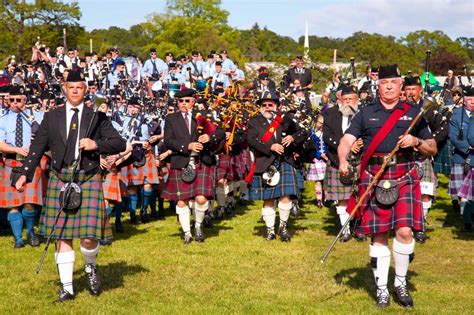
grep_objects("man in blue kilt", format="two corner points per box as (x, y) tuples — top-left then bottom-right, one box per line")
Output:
(449, 86), (474, 232)
(0, 85), (43, 248)
(339, 65), (437, 308)
(247, 91), (309, 241)
(15, 70), (126, 302)
(161, 89), (225, 244)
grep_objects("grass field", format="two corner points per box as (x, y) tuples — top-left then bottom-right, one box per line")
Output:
(0, 176), (473, 314)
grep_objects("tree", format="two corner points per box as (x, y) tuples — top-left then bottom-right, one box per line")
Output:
(0, 0), (81, 62)
(431, 50), (466, 74)
(165, 0), (229, 25)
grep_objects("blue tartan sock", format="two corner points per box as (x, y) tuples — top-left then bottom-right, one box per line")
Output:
(21, 208), (36, 236)
(7, 211), (24, 244)
(141, 189), (153, 215)
(129, 194), (138, 217)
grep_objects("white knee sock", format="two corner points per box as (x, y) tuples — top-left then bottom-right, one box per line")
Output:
(176, 205), (191, 234)
(80, 244), (100, 266)
(422, 201), (432, 219)
(336, 206), (350, 233)
(278, 201), (292, 223)
(216, 186), (226, 207)
(370, 245), (391, 292)
(392, 238), (415, 287)
(194, 202), (209, 229)
(55, 251), (75, 295)
(262, 207), (276, 230)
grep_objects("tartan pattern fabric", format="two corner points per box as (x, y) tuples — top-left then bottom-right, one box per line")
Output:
(102, 168), (122, 202)
(306, 158), (326, 181)
(0, 159), (43, 208)
(231, 153), (245, 181)
(241, 148), (253, 172)
(216, 154), (233, 181)
(249, 162), (299, 200)
(433, 142), (452, 175)
(38, 169), (111, 240)
(295, 167), (305, 192)
(417, 159), (437, 196)
(161, 163), (216, 201)
(458, 168), (474, 200)
(355, 162), (424, 235)
(323, 164), (353, 201)
(449, 163), (465, 198)
(120, 151), (160, 186)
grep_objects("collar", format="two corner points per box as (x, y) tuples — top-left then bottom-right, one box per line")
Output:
(66, 102), (84, 113)
(373, 100), (405, 112)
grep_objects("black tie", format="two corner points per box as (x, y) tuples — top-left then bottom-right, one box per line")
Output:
(64, 108), (79, 166)
(15, 113), (23, 147)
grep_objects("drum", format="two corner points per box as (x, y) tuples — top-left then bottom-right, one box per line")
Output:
(195, 79), (207, 92)
(168, 83), (181, 97)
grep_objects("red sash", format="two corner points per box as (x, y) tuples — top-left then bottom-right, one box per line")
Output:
(245, 115), (283, 183)
(347, 103), (411, 216)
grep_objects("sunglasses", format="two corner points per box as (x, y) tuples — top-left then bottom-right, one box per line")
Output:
(261, 78), (269, 81)
(261, 103), (275, 108)
(150, 52), (157, 55)
(9, 97), (22, 102)
(167, 108), (175, 112)
(453, 93), (461, 96)
(178, 99), (192, 103)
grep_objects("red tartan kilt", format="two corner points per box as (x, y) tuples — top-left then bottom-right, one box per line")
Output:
(241, 148), (253, 172)
(356, 162), (423, 235)
(0, 159), (43, 208)
(40, 156), (50, 198)
(231, 153), (245, 181)
(120, 151), (160, 186)
(161, 163), (216, 201)
(102, 167), (122, 202)
(216, 154), (233, 181)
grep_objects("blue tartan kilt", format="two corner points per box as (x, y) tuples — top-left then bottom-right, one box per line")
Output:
(38, 169), (111, 240)
(433, 142), (451, 175)
(249, 162), (299, 200)
(449, 163), (465, 198)
(296, 167), (305, 192)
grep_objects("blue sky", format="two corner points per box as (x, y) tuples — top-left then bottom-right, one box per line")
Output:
(74, 0), (473, 40)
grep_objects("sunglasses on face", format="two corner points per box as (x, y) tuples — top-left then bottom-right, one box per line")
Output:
(9, 97), (22, 102)
(261, 78), (269, 81)
(178, 99), (192, 103)
(150, 52), (157, 55)
(453, 93), (461, 97)
(168, 108), (175, 112)
(261, 103), (275, 108)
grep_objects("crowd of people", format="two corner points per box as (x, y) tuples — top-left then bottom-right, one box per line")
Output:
(0, 43), (473, 308)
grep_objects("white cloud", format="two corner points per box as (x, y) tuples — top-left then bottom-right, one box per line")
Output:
(300, 0), (474, 39)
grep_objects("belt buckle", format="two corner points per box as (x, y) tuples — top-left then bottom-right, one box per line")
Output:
(16, 154), (25, 162)
(384, 155), (397, 166)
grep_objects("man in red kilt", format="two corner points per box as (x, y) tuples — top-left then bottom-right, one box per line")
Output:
(339, 65), (437, 308)
(0, 85), (43, 248)
(247, 91), (309, 241)
(15, 70), (126, 302)
(162, 89), (225, 244)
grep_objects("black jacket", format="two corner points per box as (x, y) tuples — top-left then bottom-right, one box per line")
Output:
(322, 106), (345, 168)
(21, 105), (126, 181)
(247, 114), (308, 173)
(164, 111), (225, 169)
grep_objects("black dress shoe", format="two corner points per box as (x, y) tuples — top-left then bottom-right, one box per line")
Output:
(339, 232), (352, 243)
(354, 233), (367, 242)
(13, 242), (25, 249)
(55, 288), (75, 303)
(394, 284), (414, 308)
(28, 231), (40, 247)
(279, 222), (291, 242)
(464, 223), (473, 233)
(376, 287), (390, 308)
(99, 239), (112, 246)
(225, 204), (235, 216)
(265, 228), (276, 241)
(290, 202), (300, 217)
(183, 233), (193, 245)
(84, 264), (101, 296)
(195, 228), (205, 243)
(216, 206), (225, 219)
(414, 231), (429, 243)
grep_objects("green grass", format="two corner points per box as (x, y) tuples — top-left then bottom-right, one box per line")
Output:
(0, 176), (473, 314)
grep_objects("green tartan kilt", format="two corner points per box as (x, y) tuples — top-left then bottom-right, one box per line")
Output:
(433, 142), (451, 175)
(38, 169), (111, 240)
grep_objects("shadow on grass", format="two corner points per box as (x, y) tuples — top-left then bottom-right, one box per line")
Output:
(109, 221), (148, 241)
(74, 260), (149, 293)
(334, 265), (419, 300)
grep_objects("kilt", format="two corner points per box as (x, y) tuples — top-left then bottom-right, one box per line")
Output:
(241, 148), (253, 172)
(449, 163), (465, 198)
(355, 162), (423, 235)
(38, 169), (111, 240)
(102, 167), (122, 202)
(232, 153), (246, 181)
(249, 162), (299, 200)
(433, 142), (451, 175)
(120, 151), (160, 186)
(0, 159), (43, 208)
(40, 156), (51, 199)
(458, 168), (474, 200)
(216, 154), (234, 181)
(323, 164), (353, 201)
(295, 167), (305, 192)
(417, 159), (437, 196)
(306, 158), (326, 181)
(161, 163), (216, 201)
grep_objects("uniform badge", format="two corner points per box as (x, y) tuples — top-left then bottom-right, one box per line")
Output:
(72, 123), (77, 129)
(269, 127), (274, 133)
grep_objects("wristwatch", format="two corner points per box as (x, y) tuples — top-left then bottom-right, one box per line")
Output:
(415, 138), (423, 148)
